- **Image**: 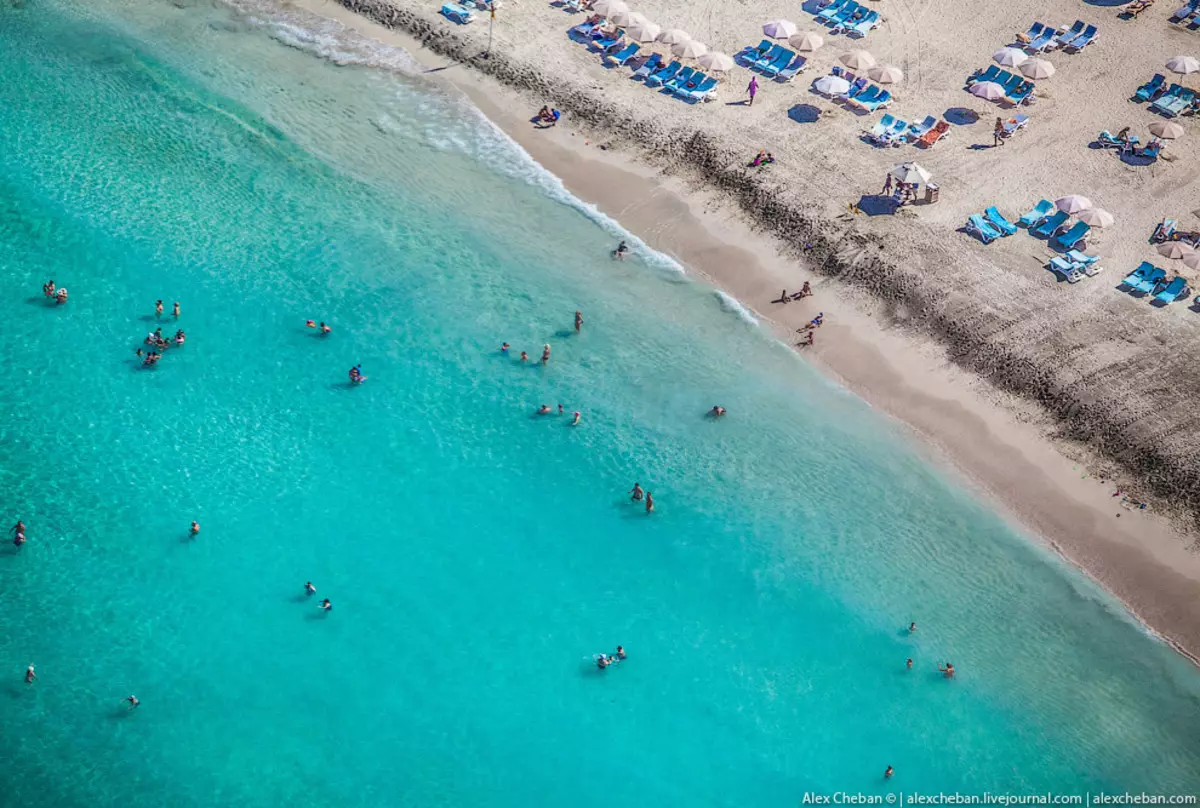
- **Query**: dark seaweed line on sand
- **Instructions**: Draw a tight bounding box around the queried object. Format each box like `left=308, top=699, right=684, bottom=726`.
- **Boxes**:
left=337, top=0, right=1200, bottom=531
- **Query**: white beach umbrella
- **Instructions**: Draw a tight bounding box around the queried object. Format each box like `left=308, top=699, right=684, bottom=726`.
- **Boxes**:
left=789, top=31, right=824, bottom=52
left=698, top=51, right=735, bottom=72
left=813, top=75, right=850, bottom=96
left=1166, top=55, right=1200, bottom=75
left=1159, top=242, right=1196, bottom=260
left=625, top=20, right=661, bottom=42
left=657, top=28, right=692, bottom=46
left=1055, top=195, right=1093, bottom=214
left=591, top=0, right=627, bottom=16
left=868, top=65, right=904, bottom=84
left=890, top=162, right=932, bottom=184
left=1182, top=252, right=1200, bottom=271
left=839, top=50, right=877, bottom=71
left=1077, top=208, right=1114, bottom=228
left=970, top=81, right=1006, bottom=100
left=672, top=39, right=708, bottom=59
left=610, top=9, right=645, bottom=26
left=1149, top=120, right=1186, bottom=139
left=993, top=47, right=1028, bottom=68
left=763, top=19, right=798, bottom=40
left=1020, top=58, right=1055, bottom=80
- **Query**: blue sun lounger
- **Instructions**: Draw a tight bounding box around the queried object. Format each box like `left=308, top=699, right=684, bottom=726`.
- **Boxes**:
left=967, top=65, right=1002, bottom=87
left=678, top=76, right=718, bottom=103
left=1048, top=256, right=1084, bottom=283
left=816, top=0, right=849, bottom=24
left=1064, top=24, right=1097, bottom=51
left=738, top=40, right=772, bottom=63
left=858, top=89, right=892, bottom=112
left=1134, top=267, right=1167, bottom=294
left=1155, top=276, right=1189, bottom=304
left=967, top=214, right=1003, bottom=244
left=441, top=3, right=476, bottom=23
left=848, top=10, right=881, bottom=37
left=631, top=53, right=662, bottom=80
left=1020, top=22, right=1045, bottom=42
left=1026, top=25, right=1056, bottom=52
left=664, top=66, right=695, bottom=92
left=751, top=44, right=785, bottom=71
left=1164, top=88, right=1195, bottom=117
left=776, top=55, right=809, bottom=82
left=1121, top=262, right=1155, bottom=288
left=1033, top=210, right=1069, bottom=237
left=761, top=48, right=796, bottom=78
left=864, top=114, right=894, bottom=144
left=828, top=1, right=862, bottom=28
left=1054, top=221, right=1090, bottom=250
left=1051, top=21, right=1084, bottom=49
left=672, top=71, right=706, bottom=97
left=985, top=207, right=1018, bottom=236
left=645, top=60, right=681, bottom=87
left=907, top=116, right=936, bottom=139
left=1068, top=250, right=1099, bottom=267
left=604, top=42, right=639, bottom=66
left=1018, top=199, right=1053, bottom=227
left=1151, top=84, right=1183, bottom=114
left=1135, top=74, right=1165, bottom=102
left=1171, top=1, right=1200, bottom=22
left=590, top=31, right=623, bottom=51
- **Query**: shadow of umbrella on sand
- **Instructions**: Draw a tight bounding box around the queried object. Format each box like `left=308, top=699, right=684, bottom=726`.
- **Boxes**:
left=788, top=103, right=822, bottom=123
left=944, top=107, right=980, bottom=125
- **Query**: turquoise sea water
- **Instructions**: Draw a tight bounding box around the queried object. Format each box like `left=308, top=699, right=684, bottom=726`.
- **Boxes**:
left=1, top=1, right=1199, bottom=805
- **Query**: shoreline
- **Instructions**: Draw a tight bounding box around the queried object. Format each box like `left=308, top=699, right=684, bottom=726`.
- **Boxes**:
left=280, top=0, right=1200, bottom=662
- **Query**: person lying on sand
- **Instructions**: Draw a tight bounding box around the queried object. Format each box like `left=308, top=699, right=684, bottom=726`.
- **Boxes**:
left=791, top=282, right=812, bottom=300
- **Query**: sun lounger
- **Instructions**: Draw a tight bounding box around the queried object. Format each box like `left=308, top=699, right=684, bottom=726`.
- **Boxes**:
left=847, top=83, right=878, bottom=104
left=751, top=44, right=785, bottom=71
left=816, top=0, right=849, bottom=23
left=1170, top=1, right=1199, bottom=22
left=967, top=214, right=1003, bottom=244
left=1018, top=199, right=1053, bottom=227
left=967, top=65, right=1002, bottom=87
left=1017, top=21, right=1045, bottom=44
left=908, top=116, right=937, bottom=139
left=1134, top=267, right=1167, bottom=294
left=630, top=53, right=662, bottom=80
left=1007, top=81, right=1035, bottom=105
left=1150, top=83, right=1184, bottom=114
left=776, top=55, right=809, bottom=82
left=1152, top=219, right=1177, bottom=242
left=840, top=77, right=870, bottom=100
left=761, top=48, right=796, bottom=78
left=1033, top=209, right=1069, bottom=237
left=864, top=114, right=895, bottom=144
left=1164, top=88, right=1195, bottom=116
left=917, top=120, right=950, bottom=147
left=883, top=117, right=908, bottom=142
left=1139, top=139, right=1165, bottom=160
left=985, top=206, right=1018, bottom=236
left=856, top=88, right=892, bottom=112
left=1064, top=24, right=1098, bottom=51
left=738, top=40, right=772, bottom=63
left=678, top=76, right=718, bottom=103
left=828, top=1, right=862, bottom=27
left=848, top=10, right=881, bottom=37
left=1155, top=276, right=1189, bottom=304
left=604, top=42, right=639, bottom=66
left=1002, top=114, right=1030, bottom=135
left=571, top=19, right=599, bottom=36
left=1121, top=262, right=1155, bottom=288
left=1026, top=25, right=1057, bottom=52
left=1051, top=20, right=1084, bottom=49
left=590, top=31, right=624, bottom=51
left=1067, top=251, right=1101, bottom=273
left=645, top=60, right=680, bottom=87
left=1054, top=221, right=1091, bottom=250
left=663, top=66, right=695, bottom=92
left=1048, top=256, right=1084, bottom=283
left=671, top=71, right=706, bottom=97
left=997, top=71, right=1021, bottom=92
left=441, top=3, right=476, bottom=23
left=1135, top=74, right=1165, bottom=102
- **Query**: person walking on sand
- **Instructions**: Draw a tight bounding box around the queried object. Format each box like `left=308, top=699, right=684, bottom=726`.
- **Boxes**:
left=747, top=76, right=758, bottom=106
left=993, top=117, right=1005, bottom=147
left=882, top=174, right=893, bottom=196
left=575, top=310, right=583, bottom=332
left=25, top=664, right=36, bottom=684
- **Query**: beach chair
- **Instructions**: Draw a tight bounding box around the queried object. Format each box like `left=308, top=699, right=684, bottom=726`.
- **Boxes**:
left=839, top=77, right=870, bottom=100
left=816, top=0, right=849, bottom=23
left=440, top=3, right=476, bottom=23
left=1051, top=20, right=1085, bottom=49
left=1135, top=74, right=1165, bottom=102
left=751, top=44, right=785, bottom=71
left=828, top=1, right=862, bottom=27
left=845, top=83, right=878, bottom=106
left=1017, top=21, right=1045, bottom=44
left=1134, top=267, right=1167, bottom=294
left=1165, top=88, right=1195, bottom=117
left=864, top=114, right=895, bottom=144
left=1155, top=276, right=1189, bottom=304
left=1002, top=114, right=1030, bottom=135
left=1048, top=256, right=1084, bottom=283
left=776, top=55, right=809, bottom=82
left=1150, top=84, right=1183, bottom=114
left=831, top=5, right=867, bottom=34
left=645, top=60, right=681, bottom=87
left=1064, top=24, right=1098, bottom=51
left=570, top=19, right=600, bottom=36
left=917, top=120, right=950, bottom=147
left=604, top=42, right=639, bottom=66
left=737, top=40, right=772, bottom=64
left=1151, top=218, right=1177, bottom=242
left=630, top=53, right=662, bottom=80
left=1033, top=209, right=1069, bottom=237
left=678, top=76, right=718, bottom=103
left=1169, top=0, right=1199, bottom=22
left=859, top=89, right=892, bottom=112
left=1054, top=221, right=1091, bottom=250
left=1121, top=262, right=1154, bottom=288
left=590, top=30, right=623, bottom=51
left=997, top=71, right=1021, bottom=93
left=1026, top=25, right=1057, bottom=52
left=1138, top=139, right=1165, bottom=160
left=908, top=116, right=937, bottom=139
left=1067, top=250, right=1100, bottom=267
left=1007, top=81, right=1035, bottom=105
left=985, top=206, right=1018, bottom=236
left=966, top=214, right=1003, bottom=244
left=885, top=117, right=909, bottom=141
left=967, top=65, right=1002, bottom=87
left=663, top=66, right=695, bottom=92
left=848, top=11, right=881, bottom=37
left=671, top=71, right=706, bottom=98
left=1018, top=199, right=1054, bottom=227
left=761, top=48, right=796, bottom=78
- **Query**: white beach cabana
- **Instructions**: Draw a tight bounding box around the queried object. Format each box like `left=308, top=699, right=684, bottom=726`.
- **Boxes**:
left=868, top=65, right=904, bottom=84
left=993, top=47, right=1028, bottom=68
left=813, top=75, right=850, bottom=96
left=790, top=31, right=824, bottom=52
left=763, top=19, right=798, bottom=40
left=698, top=51, right=735, bottom=73
left=839, top=50, right=877, bottom=71
left=1077, top=208, right=1114, bottom=228
left=672, top=39, right=708, bottom=59
left=1149, top=120, right=1186, bottom=139
left=1159, top=242, right=1196, bottom=260
left=970, top=81, right=1006, bottom=100
left=890, top=162, right=932, bottom=184
left=1020, top=58, right=1055, bottom=80
left=1055, top=195, right=1093, bottom=214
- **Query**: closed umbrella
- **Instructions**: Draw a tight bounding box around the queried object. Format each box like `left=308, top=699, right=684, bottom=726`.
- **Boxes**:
left=1182, top=252, right=1200, bottom=271
left=698, top=51, right=735, bottom=72
left=672, top=39, right=708, bottom=59
left=1020, top=58, right=1055, bottom=79
left=1166, top=55, right=1200, bottom=75
left=993, top=47, right=1028, bottom=67
left=868, top=65, right=904, bottom=84
left=1055, top=195, right=1093, bottom=214
left=625, top=20, right=661, bottom=42
left=1149, top=120, right=1185, bottom=139
left=1159, top=242, right=1196, bottom=260
left=657, top=28, right=692, bottom=45
left=763, top=19, right=798, bottom=40
left=813, top=75, right=850, bottom=96
left=592, top=0, right=627, bottom=16
left=789, top=31, right=824, bottom=52
left=1077, top=208, right=1114, bottom=228
left=890, top=162, right=932, bottom=184
left=840, top=50, right=877, bottom=70
left=970, top=81, right=1006, bottom=100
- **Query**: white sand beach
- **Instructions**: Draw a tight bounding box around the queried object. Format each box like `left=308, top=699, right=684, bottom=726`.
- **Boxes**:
left=282, top=0, right=1200, bottom=657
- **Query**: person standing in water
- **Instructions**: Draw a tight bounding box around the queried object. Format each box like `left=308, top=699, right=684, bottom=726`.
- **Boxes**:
left=12, top=520, right=25, bottom=538
left=908, top=622, right=917, bottom=633
left=25, top=665, right=36, bottom=684
left=629, top=483, right=644, bottom=502
left=190, top=521, right=200, bottom=537
left=125, top=695, right=140, bottom=708
left=319, top=599, right=332, bottom=611
left=938, top=662, right=955, bottom=678
left=155, top=300, right=164, bottom=318
left=905, top=658, right=913, bottom=670
left=305, top=582, right=317, bottom=596
left=884, top=765, right=894, bottom=779
left=645, top=492, right=654, bottom=513
left=172, top=301, right=180, bottom=318
left=541, top=344, right=551, bottom=364
left=572, top=411, right=581, bottom=426
left=574, top=311, right=583, bottom=332
left=614, top=241, right=629, bottom=260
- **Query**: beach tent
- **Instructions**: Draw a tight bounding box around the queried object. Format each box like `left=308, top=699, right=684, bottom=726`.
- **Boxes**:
left=868, top=65, right=904, bottom=84
left=763, top=19, right=798, bottom=40
left=992, top=47, right=1028, bottom=68
left=1020, top=58, right=1055, bottom=80
left=1077, top=208, right=1114, bottom=228
left=813, top=75, right=850, bottom=96
left=1149, top=121, right=1185, bottom=139
left=970, top=81, right=1006, bottom=100
left=1055, top=195, right=1093, bottom=214
left=790, top=32, right=824, bottom=52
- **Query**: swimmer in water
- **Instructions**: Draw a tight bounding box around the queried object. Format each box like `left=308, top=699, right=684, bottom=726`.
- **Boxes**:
left=349, top=365, right=365, bottom=384
left=908, top=622, right=917, bottom=633
left=305, top=581, right=317, bottom=596
left=12, top=520, right=25, bottom=537
left=615, top=645, right=626, bottom=660
left=501, top=343, right=510, bottom=353
left=575, top=310, right=583, bottom=332
left=13, top=532, right=26, bottom=548
left=25, top=665, right=35, bottom=684
left=155, top=300, right=163, bottom=318
left=43, top=280, right=55, bottom=298
left=319, top=599, right=332, bottom=611
left=938, top=662, right=955, bottom=678
left=885, top=765, right=894, bottom=779
left=596, top=654, right=610, bottom=669
left=710, top=406, right=726, bottom=417
left=190, top=521, right=200, bottom=536
left=174, top=330, right=186, bottom=346
left=538, top=405, right=551, bottom=415
left=630, top=483, right=644, bottom=501
left=55, top=288, right=68, bottom=304
left=125, top=695, right=140, bottom=708
left=614, top=240, right=629, bottom=260
left=319, top=322, right=331, bottom=335
left=572, top=411, right=581, bottom=426
left=542, top=344, right=551, bottom=364
left=558, top=404, right=564, bottom=414
left=173, top=301, right=180, bottom=318
left=520, top=351, right=529, bottom=362
left=906, top=658, right=913, bottom=670
left=645, top=492, right=654, bottom=513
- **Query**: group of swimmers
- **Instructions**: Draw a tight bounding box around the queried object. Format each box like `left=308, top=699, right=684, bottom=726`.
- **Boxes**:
left=595, top=645, right=626, bottom=669
left=155, top=300, right=181, bottom=318
left=906, top=622, right=957, bottom=678
left=500, top=342, right=553, bottom=365
left=43, top=280, right=68, bottom=305
left=137, top=327, right=186, bottom=365
left=536, top=403, right=582, bottom=425
left=348, top=364, right=367, bottom=384
left=305, top=320, right=332, bottom=335
left=11, top=520, right=26, bottom=549
left=629, top=483, right=654, bottom=513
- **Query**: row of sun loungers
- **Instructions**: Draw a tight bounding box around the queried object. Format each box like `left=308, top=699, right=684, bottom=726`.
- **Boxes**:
left=814, top=0, right=882, bottom=38
left=1017, top=20, right=1098, bottom=53
left=965, top=66, right=1036, bottom=105
left=1150, top=84, right=1196, bottom=118
left=1096, top=131, right=1164, bottom=160
left=1170, top=0, right=1200, bottom=27
left=570, top=21, right=719, bottom=102
left=1121, top=263, right=1191, bottom=304
left=738, top=41, right=809, bottom=81
left=862, top=115, right=950, bottom=148
left=819, top=68, right=893, bottom=111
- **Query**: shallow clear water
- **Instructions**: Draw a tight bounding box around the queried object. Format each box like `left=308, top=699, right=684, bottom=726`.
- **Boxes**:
left=1, top=1, right=1199, bottom=805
